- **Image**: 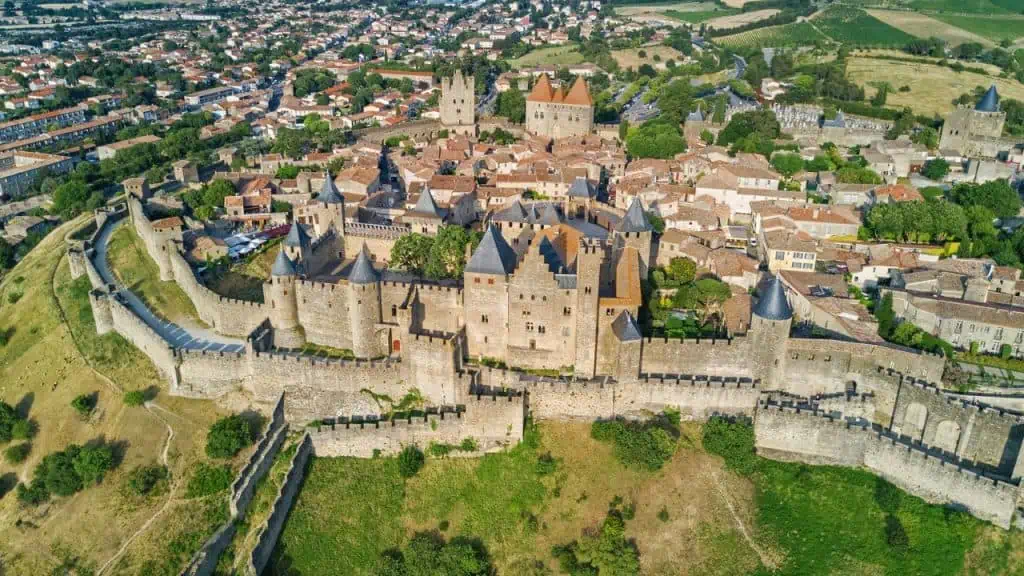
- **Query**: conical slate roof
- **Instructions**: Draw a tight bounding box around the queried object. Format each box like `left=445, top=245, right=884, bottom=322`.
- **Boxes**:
left=348, top=244, right=379, bottom=284
left=318, top=172, right=344, bottom=204
left=617, top=198, right=652, bottom=233
left=976, top=85, right=1000, bottom=112
left=612, top=310, right=642, bottom=342
left=753, top=275, right=792, bottom=321
left=538, top=203, right=561, bottom=226
left=568, top=177, right=596, bottom=198
left=466, top=225, right=518, bottom=275
left=271, top=249, right=296, bottom=276
left=412, top=189, right=442, bottom=218
left=283, top=222, right=311, bottom=250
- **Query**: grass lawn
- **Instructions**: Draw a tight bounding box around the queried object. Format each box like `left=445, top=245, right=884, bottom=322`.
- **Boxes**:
left=0, top=217, right=229, bottom=574
left=207, top=240, right=280, bottom=303
left=931, top=13, right=1024, bottom=44
left=105, top=224, right=201, bottom=323
left=847, top=56, right=1024, bottom=116
left=508, top=45, right=585, bottom=69
left=271, top=421, right=764, bottom=576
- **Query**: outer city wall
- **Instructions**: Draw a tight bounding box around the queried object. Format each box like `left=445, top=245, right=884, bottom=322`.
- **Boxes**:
left=755, top=404, right=1019, bottom=529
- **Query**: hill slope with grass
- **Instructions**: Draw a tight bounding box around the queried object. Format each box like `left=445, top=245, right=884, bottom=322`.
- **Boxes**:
left=0, top=217, right=237, bottom=575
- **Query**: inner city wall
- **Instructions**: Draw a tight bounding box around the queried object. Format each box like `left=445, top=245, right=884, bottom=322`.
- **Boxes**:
left=73, top=202, right=1024, bottom=530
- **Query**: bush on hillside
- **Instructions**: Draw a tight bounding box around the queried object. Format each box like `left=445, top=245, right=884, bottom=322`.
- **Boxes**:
left=205, top=414, right=253, bottom=459
left=185, top=462, right=233, bottom=498
left=397, top=445, right=425, bottom=478
left=590, top=411, right=679, bottom=471
left=128, top=464, right=169, bottom=496
left=123, top=390, right=146, bottom=407
left=702, top=416, right=758, bottom=476
left=0, top=401, right=30, bottom=444
left=4, top=442, right=30, bottom=464
left=71, top=393, right=97, bottom=417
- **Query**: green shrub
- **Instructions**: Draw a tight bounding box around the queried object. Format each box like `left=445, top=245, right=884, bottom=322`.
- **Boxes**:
left=1000, top=344, right=1013, bottom=360
left=16, top=478, right=49, bottom=505
left=0, top=401, right=27, bottom=443
left=590, top=412, right=678, bottom=471
left=73, top=443, right=115, bottom=485
left=428, top=442, right=452, bottom=458
left=186, top=462, right=233, bottom=498
left=459, top=437, right=478, bottom=452
left=205, top=414, right=253, bottom=459
left=128, top=464, right=169, bottom=496
left=70, top=393, right=97, bottom=417
left=657, top=506, right=670, bottom=522
left=4, top=442, right=30, bottom=464
left=536, top=452, right=558, bottom=476
left=701, top=417, right=758, bottom=476
left=397, top=445, right=424, bottom=478
left=11, top=418, right=35, bottom=440
left=7, top=292, right=22, bottom=304
left=123, top=390, right=146, bottom=407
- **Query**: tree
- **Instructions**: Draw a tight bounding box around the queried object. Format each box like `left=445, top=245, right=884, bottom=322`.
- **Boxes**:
left=626, top=119, right=686, bottom=160
left=276, top=164, right=300, bottom=179
left=71, top=394, right=96, bottom=417
left=770, top=153, right=804, bottom=178
left=921, top=158, right=950, bottom=181
left=555, top=512, right=640, bottom=576
left=397, top=445, right=424, bottom=478
left=73, top=443, right=114, bottom=485
left=618, top=119, right=630, bottom=142
left=205, top=414, right=253, bottom=459
left=657, top=79, right=693, bottom=125
left=0, top=238, right=13, bottom=270
left=667, top=257, right=696, bottom=284
left=0, top=401, right=28, bottom=444
left=911, top=126, right=939, bottom=150
left=716, top=110, right=780, bottom=147
left=495, top=89, right=526, bottom=124
left=425, top=226, right=478, bottom=280
left=836, top=166, right=883, bottom=185
left=875, top=292, right=895, bottom=338
left=375, top=532, right=491, bottom=576
left=390, top=234, right=434, bottom=276
left=700, top=129, right=714, bottom=146
left=949, top=180, right=1021, bottom=219
left=4, top=442, right=30, bottom=464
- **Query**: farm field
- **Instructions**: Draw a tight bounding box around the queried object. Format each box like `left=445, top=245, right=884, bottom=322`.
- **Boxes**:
left=908, top=0, right=1024, bottom=14
left=0, top=217, right=231, bottom=575
left=716, top=21, right=829, bottom=49
left=664, top=8, right=738, bottom=23
left=811, top=6, right=917, bottom=47
left=931, top=13, right=1024, bottom=44
left=613, top=1, right=720, bottom=16
left=704, top=8, right=779, bottom=30
left=865, top=9, right=996, bottom=46
left=611, top=45, right=686, bottom=69
left=508, top=44, right=584, bottom=68
left=847, top=56, right=1024, bottom=116
left=271, top=419, right=1024, bottom=576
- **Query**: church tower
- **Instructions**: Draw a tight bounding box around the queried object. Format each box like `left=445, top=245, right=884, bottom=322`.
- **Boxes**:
left=750, top=276, right=792, bottom=389
left=441, top=70, right=476, bottom=136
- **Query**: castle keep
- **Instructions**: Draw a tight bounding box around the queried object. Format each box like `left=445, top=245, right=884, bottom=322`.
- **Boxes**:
left=939, top=85, right=1015, bottom=158
left=526, top=74, right=594, bottom=140
left=66, top=190, right=1024, bottom=530
left=440, top=70, right=476, bottom=136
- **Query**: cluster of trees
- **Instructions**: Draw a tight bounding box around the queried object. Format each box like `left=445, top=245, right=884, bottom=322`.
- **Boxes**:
left=389, top=227, right=483, bottom=281
left=271, top=113, right=346, bottom=159
left=645, top=258, right=733, bottom=337
left=183, top=179, right=236, bottom=221
left=625, top=118, right=687, bottom=159
left=874, top=293, right=954, bottom=358
left=374, top=531, right=492, bottom=576
left=495, top=89, right=526, bottom=124
left=552, top=502, right=641, bottom=575
left=292, top=68, right=337, bottom=98
left=479, top=127, right=517, bottom=145
left=591, top=410, right=679, bottom=471
left=716, top=109, right=781, bottom=158
left=17, top=440, right=116, bottom=505
left=205, top=414, right=255, bottom=459
left=1, top=400, right=34, bottom=465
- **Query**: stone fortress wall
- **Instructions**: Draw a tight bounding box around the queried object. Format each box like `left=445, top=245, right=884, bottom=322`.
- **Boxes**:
left=75, top=200, right=1024, bottom=530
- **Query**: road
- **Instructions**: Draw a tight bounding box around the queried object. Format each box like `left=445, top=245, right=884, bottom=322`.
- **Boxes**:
left=92, top=219, right=245, bottom=353
left=620, top=88, right=660, bottom=123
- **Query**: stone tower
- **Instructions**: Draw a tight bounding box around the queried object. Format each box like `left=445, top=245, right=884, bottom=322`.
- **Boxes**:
left=464, top=225, right=519, bottom=360
left=266, top=249, right=305, bottom=348
left=347, top=244, right=383, bottom=359
left=939, top=85, right=1007, bottom=157
left=574, top=238, right=603, bottom=378
left=526, top=74, right=594, bottom=140
left=282, top=220, right=312, bottom=275
left=614, top=198, right=654, bottom=278
left=312, top=172, right=346, bottom=239
left=750, top=275, right=792, bottom=389
left=441, top=70, right=476, bottom=136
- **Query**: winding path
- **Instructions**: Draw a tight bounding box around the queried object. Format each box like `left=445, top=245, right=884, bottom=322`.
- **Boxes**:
left=92, top=218, right=244, bottom=353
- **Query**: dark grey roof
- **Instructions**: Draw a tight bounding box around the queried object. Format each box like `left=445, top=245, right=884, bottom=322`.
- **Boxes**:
left=283, top=222, right=311, bottom=250
left=822, top=110, right=846, bottom=128
left=270, top=249, right=296, bottom=276
left=411, top=189, right=443, bottom=218
left=318, top=172, right=344, bottom=204
left=753, top=275, right=792, bottom=321
left=686, top=108, right=704, bottom=123
left=617, top=198, right=652, bottom=233
left=466, top=225, right=518, bottom=275
left=568, top=177, right=596, bottom=198
left=492, top=201, right=563, bottom=226
left=611, top=310, right=642, bottom=342
left=538, top=203, right=561, bottom=226
left=537, top=236, right=564, bottom=273
left=348, top=244, right=379, bottom=284
left=976, top=85, right=999, bottom=112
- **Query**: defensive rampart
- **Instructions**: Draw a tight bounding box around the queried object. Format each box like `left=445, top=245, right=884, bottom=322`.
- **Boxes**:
left=246, top=433, right=313, bottom=576
left=754, top=403, right=1019, bottom=529
left=167, top=248, right=268, bottom=336
left=639, top=337, right=753, bottom=378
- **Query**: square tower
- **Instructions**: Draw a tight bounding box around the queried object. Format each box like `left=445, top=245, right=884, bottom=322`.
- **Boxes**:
left=441, top=70, right=476, bottom=136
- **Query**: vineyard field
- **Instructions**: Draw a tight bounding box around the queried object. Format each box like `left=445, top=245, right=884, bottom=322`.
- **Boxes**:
left=664, top=8, right=738, bottom=22
left=716, top=22, right=828, bottom=49
left=931, top=13, right=1024, bottom=44
left=812, top=7, right=918, bottom=47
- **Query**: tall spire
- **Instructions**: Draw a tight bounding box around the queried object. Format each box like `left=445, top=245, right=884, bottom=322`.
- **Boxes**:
left=976, top=85, right=1000, bottom=112
left=318, top=171, right=344, bottom=204
left=617, top=198, right=652, bottom=233
left=271, top=249, right=296, bottom=276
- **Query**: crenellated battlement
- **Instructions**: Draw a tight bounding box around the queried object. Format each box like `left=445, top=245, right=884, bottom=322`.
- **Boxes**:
left=251, top=349, right=400, bottom=370
left=903, top=377, right=1024, bottom=421
left=643, top=336, right=741, bottom=346
left=640, top=374, right=759, bottom=389
left=176, top=348, right=246, bottom=361
left=346, top=222, right=409, bottom=240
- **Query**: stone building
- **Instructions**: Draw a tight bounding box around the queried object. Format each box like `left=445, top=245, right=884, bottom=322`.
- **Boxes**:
left=440, top=70, right=476, bottom=136
left=939, top=85, right=1014, bottom=158
left=526, top=74, right=594, bottom=140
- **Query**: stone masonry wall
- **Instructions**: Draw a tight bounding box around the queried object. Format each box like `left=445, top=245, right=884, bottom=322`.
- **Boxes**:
left=231, top=394, right=288, bottom=517
left=309, top=394, right=524, bottom=457
left=246, top=433, right=313, bottom=576
left=640, top=337, right=753, bottom=378
left=175, top=349, right=248, bottom=398
left=167, top=248, right=268, bottom=336
left=179, top=523, right=237, bottom=576
left=107, top=292, right=179, bottom=386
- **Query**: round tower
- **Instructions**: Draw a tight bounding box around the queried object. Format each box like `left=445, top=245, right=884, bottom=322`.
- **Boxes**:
left=750, top=275, right=792, bottom=389
left=89, top=289, right=114, bottom=335
left=267, top=249, right=305, bottom=348
left=347, top=244, right=383, bottom=359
